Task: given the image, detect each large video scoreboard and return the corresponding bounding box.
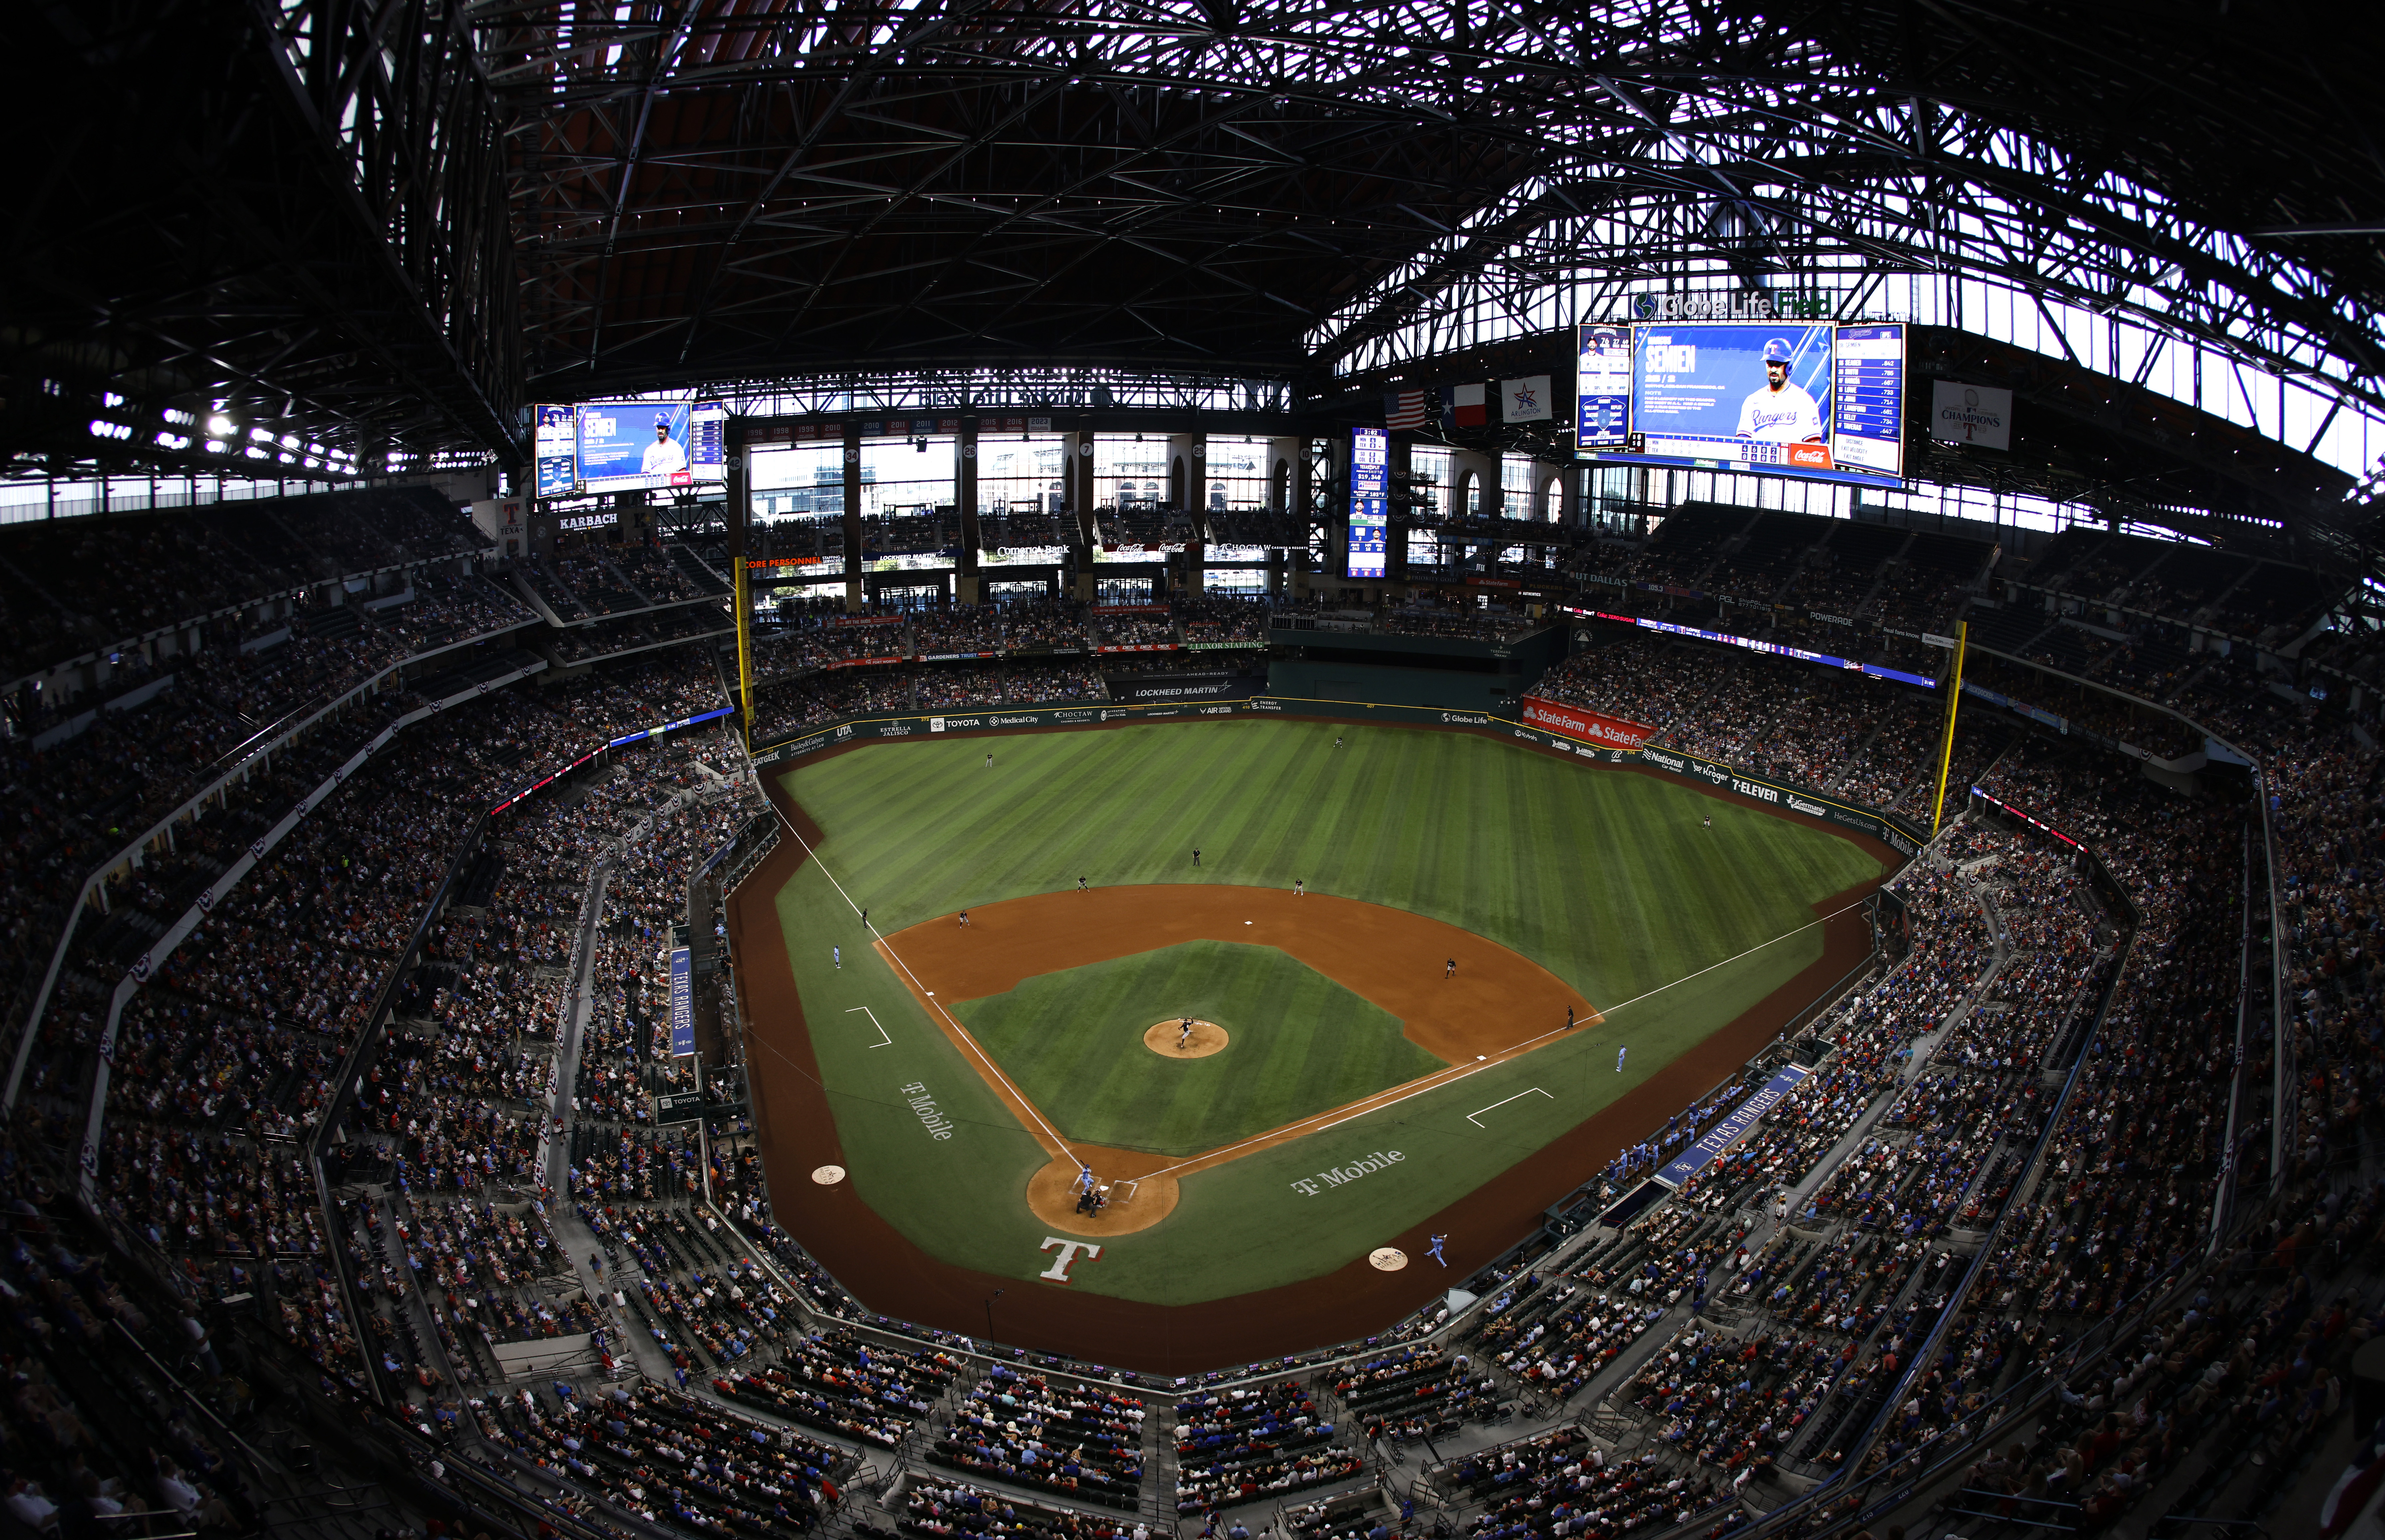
[1347,425,1389,578]
[1575,320,1907,489]
[532,397,729,498]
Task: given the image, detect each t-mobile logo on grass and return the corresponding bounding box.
[1290,1149,1406,1196]
[1038,1237,1103,1283]
[900,1082,955,1141]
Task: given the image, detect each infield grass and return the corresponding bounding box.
[953,940,1445,1157]
[770,719,1888,1302]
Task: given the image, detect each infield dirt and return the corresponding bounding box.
[732,738,1894,1373]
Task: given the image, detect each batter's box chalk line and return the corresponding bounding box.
[1466,1087,1555,1126]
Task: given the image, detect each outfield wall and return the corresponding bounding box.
[749,693,1928,857]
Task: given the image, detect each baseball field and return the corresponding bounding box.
[731,716,1891,1369]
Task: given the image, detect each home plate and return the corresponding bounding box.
[1368,1247,1408,1271]
[811,1165,846,1185]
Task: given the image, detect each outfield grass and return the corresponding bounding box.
[785,719,1879,1013]
[953,940,1445,1156]
[770,720,1888,1302]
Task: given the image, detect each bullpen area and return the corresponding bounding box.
[729,716,1892,1371]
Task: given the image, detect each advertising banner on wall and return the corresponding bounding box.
[1520,699,1655,750]
[668,947,695,1057]
[1105,673,1265,703]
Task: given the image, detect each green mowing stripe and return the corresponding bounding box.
[769,721,1887,1303]
[771,845,1809,1302]
[768,859,1054,1267]
[952,941,1446,1158]
[784,721,1880,1015]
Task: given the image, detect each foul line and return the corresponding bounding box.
[1141,890,1873,1177]
[1467,1088,1554,1127]
[845,1006,893,1048]
[769,799,1083,1167]
[770,784,1878,1184]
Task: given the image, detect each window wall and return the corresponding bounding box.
[1408,445,1452,568]
[1093,435,1171,508]
[1204,437,1271,514]
[976,434,1066,516]
[1584,461,2131,538]
[1502,453,1542,521]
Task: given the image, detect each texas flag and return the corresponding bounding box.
[1441,383,1487,428]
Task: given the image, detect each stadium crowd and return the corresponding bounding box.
[11,481,2385,1540]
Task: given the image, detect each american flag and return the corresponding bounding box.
[1383,389,1430,430]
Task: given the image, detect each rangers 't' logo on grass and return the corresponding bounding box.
[1038,1237,1102,1283]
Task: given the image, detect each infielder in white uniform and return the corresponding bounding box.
[1737,339,1824,443]
[642,415,689,476]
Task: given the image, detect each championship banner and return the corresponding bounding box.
[1931,381,2012,450]
[1520,698,1654,750]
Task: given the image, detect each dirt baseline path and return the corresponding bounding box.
[732,752,1894,1375]
[882,885,1599,1236]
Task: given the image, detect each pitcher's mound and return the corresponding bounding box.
[1144,1019,1228,1059]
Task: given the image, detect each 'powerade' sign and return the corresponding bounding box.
[668,947,694,1057]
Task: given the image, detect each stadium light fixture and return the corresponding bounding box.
[207,415,234,436]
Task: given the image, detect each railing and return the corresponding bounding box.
[4,613,542,1113]
[309,810,489,1410]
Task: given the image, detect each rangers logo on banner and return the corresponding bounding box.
[197,889,215,912]
[131,953,151,982]
[250,840,265,860]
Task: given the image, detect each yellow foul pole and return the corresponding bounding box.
[734,557,754,750]
[1929,620,1969,835]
